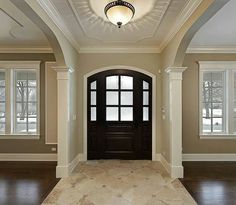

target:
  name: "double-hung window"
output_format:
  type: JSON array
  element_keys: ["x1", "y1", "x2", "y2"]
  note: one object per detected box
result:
[
  {"x1": 0, "y1": 61, "x2": 40, "y2": 138},
  {"x1": 199, "y1": 61, "x2": 236, "y2": 138}
]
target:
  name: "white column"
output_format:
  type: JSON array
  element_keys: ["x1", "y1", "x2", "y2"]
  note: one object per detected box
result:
[
  {"x1": 165, "y1": 67, "x2": 187, "y2": 178},
  {"x1": 54, "y1": 67, "x2": 70, "y2": 178}
]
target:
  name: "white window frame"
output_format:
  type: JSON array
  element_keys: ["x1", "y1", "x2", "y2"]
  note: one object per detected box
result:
[
  {"x1": 199, "y1": 61, "x2": 236, "y2": 139},
  {"x1": 0, "y1": 61, "x2": 40, "y2": 139}
]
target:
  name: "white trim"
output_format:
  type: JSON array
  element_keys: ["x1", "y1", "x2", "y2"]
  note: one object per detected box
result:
[
  {"x1": 160, "y1": 154, "x2": 171, "y2": 174},
  {"x1": 0, "y1": 47, "x2": 53, "y2": 53},
  {"x1": 183, "y1": 154, "x2": 236, "y2": 161},
  {"x1": 56, "y1": 165, "x2": 69, "y2": 178},
  {"x1": 45, "y1": 62, "x2": 57, "y2": 145},
  {"x1": 36, "y1": 0, "x2": 202, "y2": 54},
  {"x1": 159, "y1": 0, "x2": 203, "y2": 52},
  {"x1": 37, "y1": 0, "x2": 80, "y2": 52},
  {"x1": 199, "y1": 62, "x2": 236, "y2": 136},
  {"x1": 0, "y1": 153, "x2": 57, "y2": 161},
  {"x1": 0, "y1": 135, "x2": 40, "y2": 140},
  {"x1": 153, "y1": 153, "x2": 161, "y2": 161},
  {"x1": 79, "y1": 47, "x2": 161, "y2": 54},
  {"x1": 200, "y1": 135, "x2": 236, "y2": 140},
  {"x1": 68, "y1": 153, "x2": 85, "y2": 174},
  {"x1": 187, "y1": 46, "x2": 236, "y2": 54},
  {"x1": 83, "y1": 65, "x2": 157, "y2": 161},
  {"x1": 0, "y1": 61, "x2": 41, "y2": 69},
  {"x1": 198, "y1": 61, "x2": 236, "y2": 69}
]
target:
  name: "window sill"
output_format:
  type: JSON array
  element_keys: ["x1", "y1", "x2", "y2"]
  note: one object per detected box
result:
[
  {"x1": 0, "y1": 134, "x2": 40, "y2": 140},
  {"x1": 200, "y1": 134, "x2": 236, "y2": 140}
]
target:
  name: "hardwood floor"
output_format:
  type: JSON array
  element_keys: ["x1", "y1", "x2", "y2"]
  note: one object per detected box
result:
[
  {"x1": 1, "y1": 161, "x2": 236, "y2": 205},
  {"x1": 0, "y1": 162, "x2": 60, "y2": 205},
  {"x1": 180, "y1": 162, "x2": 236, "y2": 205}
]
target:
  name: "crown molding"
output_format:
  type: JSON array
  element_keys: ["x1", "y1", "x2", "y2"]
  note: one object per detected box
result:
[
  {"x1": 37, "y1": 0, "x2": 80, "y2": 52},
  {"x1": 36, "y1": 0, "x2": 203, "y2": 54},
  {"x1": 0, "y1": 47, "x2": 53, "y2": 53},
  {"x1": 79, "y1": 47, "x2": 161, "y2": 54},
  {"x1": 187, "y1": 46, "x2": 236, "y2": 53},
  {"x1": 159, "y1": 0, "x2": 203, "y2": 52}
]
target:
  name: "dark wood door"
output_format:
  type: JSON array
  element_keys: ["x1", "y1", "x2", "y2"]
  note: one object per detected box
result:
[{"x1": 88, "y1": 70, "x2": 152, "y2": 160}]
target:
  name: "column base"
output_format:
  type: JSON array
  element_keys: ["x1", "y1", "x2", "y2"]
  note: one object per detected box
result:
[
  {"x1": 56, "y1": 165, "x2": 69, "y2": 178},
  {"x1": 171, "y1": 165, "x2": 184, "y2": 178}
]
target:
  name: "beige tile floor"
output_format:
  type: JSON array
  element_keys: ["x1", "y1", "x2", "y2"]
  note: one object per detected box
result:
[{"x1": 43, "y1": 160, "x2": 197, "y2": 205}]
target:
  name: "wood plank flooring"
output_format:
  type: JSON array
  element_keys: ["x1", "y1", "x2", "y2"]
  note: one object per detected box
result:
[
  {"x1": 180, "y1": 162, "x2": 236, "y2": 205},
  {"x1": 0, "y1": 161, "x2": 236, "y2": 205},
  {"x1": 0, "y1": 162, "x2": 60, "y2": 205}
]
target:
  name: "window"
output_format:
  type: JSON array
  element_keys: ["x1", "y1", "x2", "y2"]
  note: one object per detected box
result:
[
  {"x1": 89, "y1": 81, "x2": 97, "y2": 121},
  {"x1": 199, "y1": 61, "x2": 236, "y2": 137},
  {"x1": 0, "y1": 61, "x2": 40, "y2": 138},
  {"x1": 14, "y1": 71, "x2": 38, "y2": 134},
  {"x1": 0, "y1": 71, "x2": 6, "y2": 134},
  {"x1": 106, "y1": 75, "x2": 133, "y2": 122},
  {"x1": 143, "y1": 81, "x2": 150, "y2": 121}
]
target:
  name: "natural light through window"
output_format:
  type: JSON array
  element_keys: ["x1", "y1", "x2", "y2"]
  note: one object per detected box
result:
[
  {"x1": 0, "y1": 61, "x2": 40, "y2": 138},
  {"x1": 199, "y1": 61, "x2": 236, "y2": 138}
]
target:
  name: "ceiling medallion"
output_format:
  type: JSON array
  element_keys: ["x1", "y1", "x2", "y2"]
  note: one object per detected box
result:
[{"x1": 104, "y1": 0, "x2": 135, "y2": 28}]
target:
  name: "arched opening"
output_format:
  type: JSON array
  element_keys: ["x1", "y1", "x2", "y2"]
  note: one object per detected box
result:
[{"x1": 83, "y1": 66, "x2": 157, "y2": 161}]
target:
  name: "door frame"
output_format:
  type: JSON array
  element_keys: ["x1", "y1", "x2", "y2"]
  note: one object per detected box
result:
[{"x1": 83, "y1": 65, "x2": 157, "y2": 161}]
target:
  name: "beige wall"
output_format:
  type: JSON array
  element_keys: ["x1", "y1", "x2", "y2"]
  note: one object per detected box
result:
[
  {"x1": 183, "y1": 53, "x2": 236, "y2": 153},
  {"x1": 77, "y1": 53, "x2": 162, "y2": 154},
  {"x1": 0, "y1": 53, "x2": 57, "y2": 153}
]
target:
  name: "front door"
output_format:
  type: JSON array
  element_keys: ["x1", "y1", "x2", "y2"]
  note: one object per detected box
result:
[{"x1": 87, "y1": 69, "x2": 152, "y2": 160}]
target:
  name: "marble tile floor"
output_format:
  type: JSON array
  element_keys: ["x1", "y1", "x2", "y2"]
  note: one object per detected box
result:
[{"x1": 43, "y1": 160, "x2": 197, "y2": 205}]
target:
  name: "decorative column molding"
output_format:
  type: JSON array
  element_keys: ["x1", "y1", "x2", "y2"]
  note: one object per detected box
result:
[
  {"x1": 165, "y1": 66, "x2": 187, "y2": 178},
  {"x1": 54, "y1": 66, "x2": 70, "y2": 178}
]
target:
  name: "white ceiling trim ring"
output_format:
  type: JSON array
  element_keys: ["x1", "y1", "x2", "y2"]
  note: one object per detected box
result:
[
  {"x1": 36, "y1": 0, "x2": 204, "y2": 53},
  {"x1": 67, "y1": 0, "x2": 172, "y2": 43}
]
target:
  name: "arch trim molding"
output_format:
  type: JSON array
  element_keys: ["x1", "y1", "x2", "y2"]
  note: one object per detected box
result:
[{"x1": 83, "y1": 65, "x2": 157, "y2": 161}]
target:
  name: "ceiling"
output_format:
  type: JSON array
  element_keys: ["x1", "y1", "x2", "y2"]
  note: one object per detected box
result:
[
  {"x1": 42, "y1": 0, "x2": 196, "y2": 52},
  {"x1": 2, "y1": 0, "x2": 235, "y2": 53},
  {"x1": 0, "y1": 0, "x2": 50, "y2": 52},
  {"x1": 188, "y1": 0, "x2": 236, "y2": 52}
]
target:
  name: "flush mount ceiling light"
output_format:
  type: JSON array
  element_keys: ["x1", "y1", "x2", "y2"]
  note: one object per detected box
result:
[{"x1": 104, "y1": 0, "x2": 135, "y2": 28}]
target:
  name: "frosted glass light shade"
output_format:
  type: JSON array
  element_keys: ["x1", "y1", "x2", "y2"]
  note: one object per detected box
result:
[{"x1": 105, "y1": 0, "x2": 135, "y2": 28}]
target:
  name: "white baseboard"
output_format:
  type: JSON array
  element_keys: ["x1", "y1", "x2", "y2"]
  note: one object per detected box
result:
[
  {"x1": 160, "y1": 155, "x2": 183, "y2": 178},
  {"x1": 171, "y1": 165, "x2": 184, "y2": 178},
  {"x1": 153, "y1": 153, "x2": 161, "y2": 161},
  {"x1": 57, "y1": 153, "x2": 85, "y2": 178},
  {"x1": 160, "y1": 154, "x2": 171, "y2": 174},
  {"x1": 183, "y1": 153, "x2": 236, "y2": 161},
  {"x1": 0, "y1": 153, "x2": 57, "y2": 161},
  {"x1": 56, "y1": 165, "x2": 69, "y2": 178}
]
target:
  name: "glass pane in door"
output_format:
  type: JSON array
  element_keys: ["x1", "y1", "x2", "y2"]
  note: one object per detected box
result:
[
  {"x1": 106, "y1": 76, "x2": 119, "y2": 89},
  {"x1": 121, "y1": 107, "x2": 133, "y2": 121},
  {"x1": 106, "y1": 107, "x2": 119, "y2": 121},
  {"x1": 121, "y1": 76, "x2": 133, "y2": 89}
]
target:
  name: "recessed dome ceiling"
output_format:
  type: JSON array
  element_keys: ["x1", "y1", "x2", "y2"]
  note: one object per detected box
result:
[{"x1": 89, "y1": 0, "x2": 155, "y2": 22}]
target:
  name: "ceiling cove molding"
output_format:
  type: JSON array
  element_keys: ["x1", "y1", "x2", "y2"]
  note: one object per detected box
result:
[
  {"x1": 0, "y1": 47, "x2": 53, "y2": 53},
  {"x1": 79, "y1": 47, "x2": 161, "y2": 54},
  {"x1": 37, "y1": 0, "x2": 80, "y2": 52},
  {"x1": 187, "y1": 46, "x2": 236, "y2": 53},
  {"x1": 159, "y1": 0, "x2": 203, "y2": 52}
]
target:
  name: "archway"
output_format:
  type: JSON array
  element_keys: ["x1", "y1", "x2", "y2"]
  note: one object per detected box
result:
[{"x1": 83, "y1": 66, "x2": 157, "y2": 161}]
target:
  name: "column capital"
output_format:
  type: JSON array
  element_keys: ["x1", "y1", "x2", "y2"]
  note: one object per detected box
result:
[
  {"x1": 165, "y1": 67, "x2": 187, "y2": 74},
  {"x1": 165, "y1": 67, "x2": 187, "y2": 80},
  {"x1": 53, "y1": 66, "x2": 74, "y2": 73},
  {"x1": 53, "y1": 66, "x2": 74, "y2": 80}
]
